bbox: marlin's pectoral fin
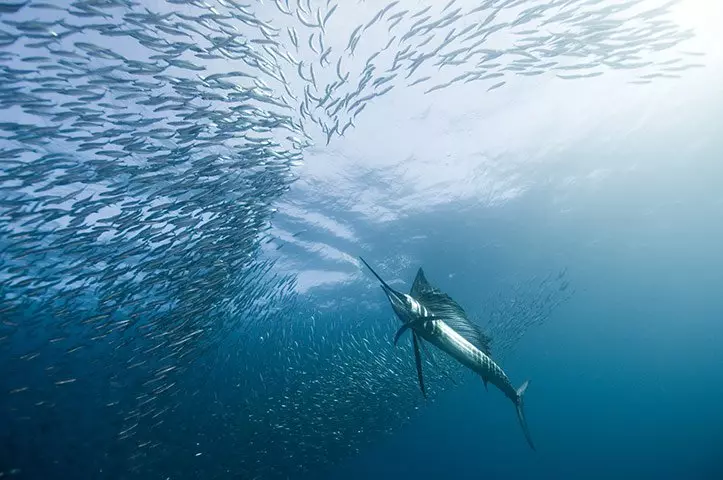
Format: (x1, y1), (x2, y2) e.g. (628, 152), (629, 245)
(393, 316), (443, 346)
(412, 332), (426, 398)
(482, 377), (489, 391)
(393, 323), (412, 346)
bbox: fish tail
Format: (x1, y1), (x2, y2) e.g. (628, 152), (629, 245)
(515, 380), (536, 451)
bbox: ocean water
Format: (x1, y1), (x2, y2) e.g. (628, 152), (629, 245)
(1, 0), (722, 479)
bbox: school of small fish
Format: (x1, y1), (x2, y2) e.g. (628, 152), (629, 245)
(0, 0), (701, 478)
(103, 268), (573, 479)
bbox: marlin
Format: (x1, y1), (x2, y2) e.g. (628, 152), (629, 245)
(359, 257), (536, 451)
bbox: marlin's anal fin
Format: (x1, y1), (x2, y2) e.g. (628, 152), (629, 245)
(419, 340), (458, 386)
(412, 332), (426, 398)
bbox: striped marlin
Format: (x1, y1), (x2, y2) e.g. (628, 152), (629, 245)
(359, 257), (536, 451)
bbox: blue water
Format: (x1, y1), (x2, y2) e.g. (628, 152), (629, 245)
(2, 0), (723, 479)
(312, 90), (723, 478)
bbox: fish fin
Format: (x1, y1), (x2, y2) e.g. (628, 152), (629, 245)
(419, 339), (458, 387)
(393, 315), (444, 346)
(409, 268), (493, 356)
(412, 332), (426, 398)
(393, 323), (411, 345)
(418, 338), (436, 364)
(419, 291), (493, 356)
(515, 380), (536, 451)
(483, 377), (489, 391)
(410, 267), (441, 297)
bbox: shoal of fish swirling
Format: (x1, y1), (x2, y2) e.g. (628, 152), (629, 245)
(0, 0), (701, 478)
(134, 266), (575, 480)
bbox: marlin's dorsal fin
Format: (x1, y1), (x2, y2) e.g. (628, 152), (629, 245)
(410, 267), (440, 297)
(412, 332), (426, 398)
(428, 295), (493, 357)
(411, 267), (493, 357)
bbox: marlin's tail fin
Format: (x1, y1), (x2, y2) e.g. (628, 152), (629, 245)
(515, 380), (536, 451)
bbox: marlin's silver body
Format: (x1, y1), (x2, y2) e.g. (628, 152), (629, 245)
(359, 257), (535, 450)
(390, 293), (517, 402)
(406, 295), (519, 402)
